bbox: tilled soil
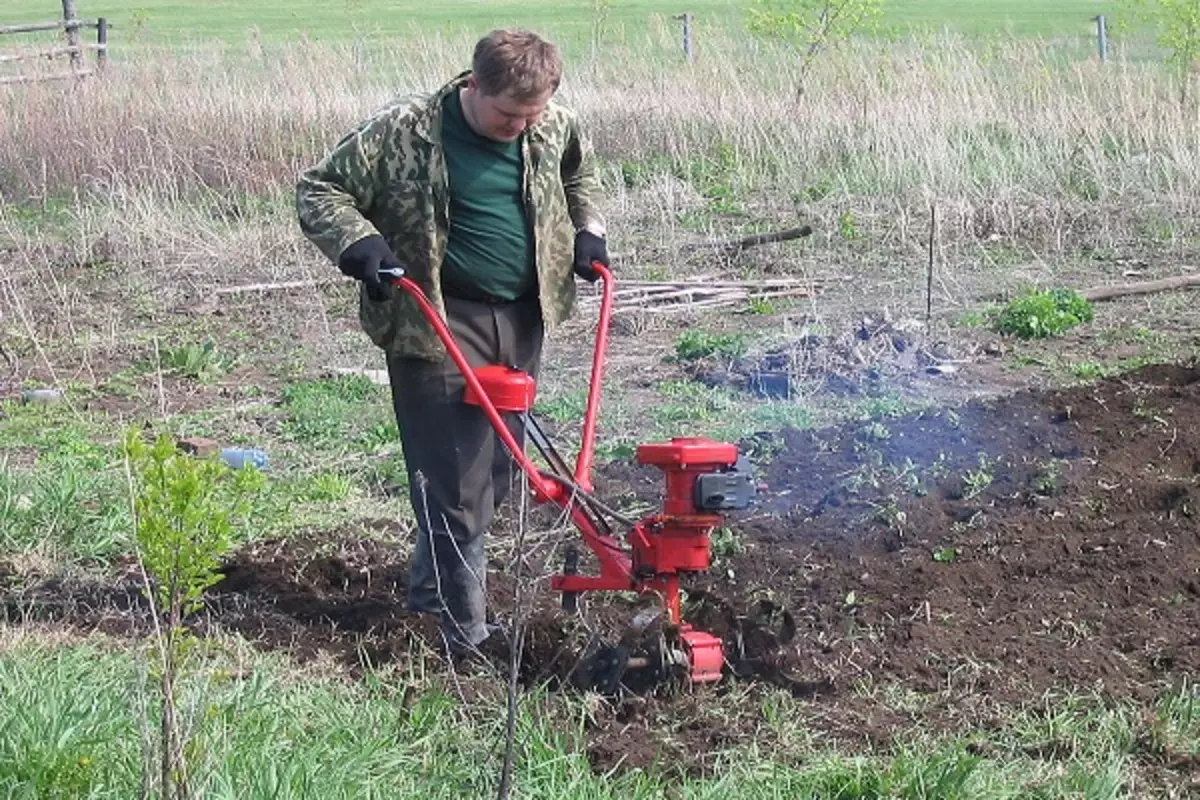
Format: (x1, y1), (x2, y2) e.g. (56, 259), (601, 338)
(4, 362), (1199, 775)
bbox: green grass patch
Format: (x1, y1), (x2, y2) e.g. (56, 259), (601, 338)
(2, 641), (1187, 798)
(1147, 677), (1200, 758)
(0, 401), (112, 470)
(854, 393), (924, 421)
(534, 388), (589, 424)
(673, 330), (751, 362)
(0, 1), (1125, 48)
(652, 380), (738, 426)
(0, 401), (129, 561)
(0, 463), (131, 562)
(279, 375), (398, 452)
(0, 389), (410, 563)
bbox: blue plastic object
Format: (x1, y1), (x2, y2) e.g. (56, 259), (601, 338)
(219, 448), (270, 470)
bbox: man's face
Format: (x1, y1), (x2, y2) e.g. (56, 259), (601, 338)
(462, 77), (553, 142)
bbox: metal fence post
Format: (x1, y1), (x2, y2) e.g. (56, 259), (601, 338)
(673, 12), (694, 63)
(1093, 15), (1108, 63)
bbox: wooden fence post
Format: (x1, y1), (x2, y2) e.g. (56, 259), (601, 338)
(60, 0), (82, 72)
(97, 17), (107, 69)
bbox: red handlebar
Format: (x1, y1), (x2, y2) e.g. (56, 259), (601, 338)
(575, 262), (613, 491)
(386, 262), (614, 495)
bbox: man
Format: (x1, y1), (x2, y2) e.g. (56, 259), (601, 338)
(296, 29), (608, 655)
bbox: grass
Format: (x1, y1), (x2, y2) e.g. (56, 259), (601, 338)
(0, 1), (1126, 48)
(278, 375), (398, 452)
(1, 639), (1197, 798)
(0, 380), (409, 564)
(0, 402), (129, 562)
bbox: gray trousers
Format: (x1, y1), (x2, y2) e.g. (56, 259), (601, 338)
(386, 294), (543, 649)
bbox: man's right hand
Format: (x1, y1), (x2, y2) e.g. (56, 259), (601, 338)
(338, 235), (402, 302)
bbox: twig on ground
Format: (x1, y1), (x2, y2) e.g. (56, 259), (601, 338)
(212, 276), (346, 295)
(578, 279), (816, 313)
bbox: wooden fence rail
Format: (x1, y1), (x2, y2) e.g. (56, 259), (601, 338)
(0, 1), (108, 85)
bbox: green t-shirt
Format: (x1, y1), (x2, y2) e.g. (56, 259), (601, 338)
(440, 90), (535, 301)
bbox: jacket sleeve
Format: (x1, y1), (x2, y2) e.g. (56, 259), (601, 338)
(295, 114), (390, 263)
(560, 114), (607, 238)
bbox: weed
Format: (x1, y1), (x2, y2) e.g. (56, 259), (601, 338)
(641, 264), (670, 281)
(299, 471), (354, 502)
(874, 498), (907, 532)
(745, 401), (813, 432)
(933, 546), (959, 563)
(1149, 677), (1200, 756)
(927, 452), (951, 480)
(792, 177), (835, 202)
(162, 340), (234, 382)
(652, 381), (736, 425)
(962, 456), (995, 499)
(891, 458), (924, 496)
(673, 330), (749, 362)
(1033, 460), (1063, 496)
(860, 421), (892, 441)
(709, 196), (744, 216)
(837, 209), (859, 239)
(994, 289), (1094, 339)
(711, 526), (745, 560)
(618, 154), (673, 188)
(1067, 361), (1106, 380)
(956, 310), (989, 328)
(743, 297), (776, 315)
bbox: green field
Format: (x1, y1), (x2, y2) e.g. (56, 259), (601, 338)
(0, 0), (1125, 46)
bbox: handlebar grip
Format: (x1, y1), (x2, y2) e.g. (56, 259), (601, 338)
(377, 265), (407, 282)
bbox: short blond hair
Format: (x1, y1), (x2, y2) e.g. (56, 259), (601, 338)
(472, 29), (562, 100)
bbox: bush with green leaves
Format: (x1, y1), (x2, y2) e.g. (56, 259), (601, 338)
(123, 430), (264, 799)
(994, 289), (1094, 339)
(748, 0), (884, 59)
(125, 431), (264, 618)
(1123, 0), (1200, 103)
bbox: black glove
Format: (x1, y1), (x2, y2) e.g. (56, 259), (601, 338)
(337, 235), (401, 302)
(572, 230), (609, 283)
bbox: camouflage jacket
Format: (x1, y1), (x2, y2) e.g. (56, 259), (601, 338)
(296, 72), (606, 360)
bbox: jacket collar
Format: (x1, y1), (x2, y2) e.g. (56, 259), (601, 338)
(413, 71), (470, 144)
(415, 70), (550, 146)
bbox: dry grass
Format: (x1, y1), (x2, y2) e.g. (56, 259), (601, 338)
(1, 29), (1197, 216)
(1, 27), (1197, 409)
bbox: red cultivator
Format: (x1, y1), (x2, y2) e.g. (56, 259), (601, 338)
(384, 264), (755, 689)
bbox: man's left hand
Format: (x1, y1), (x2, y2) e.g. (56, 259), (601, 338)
(572, 231), (609, 282)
